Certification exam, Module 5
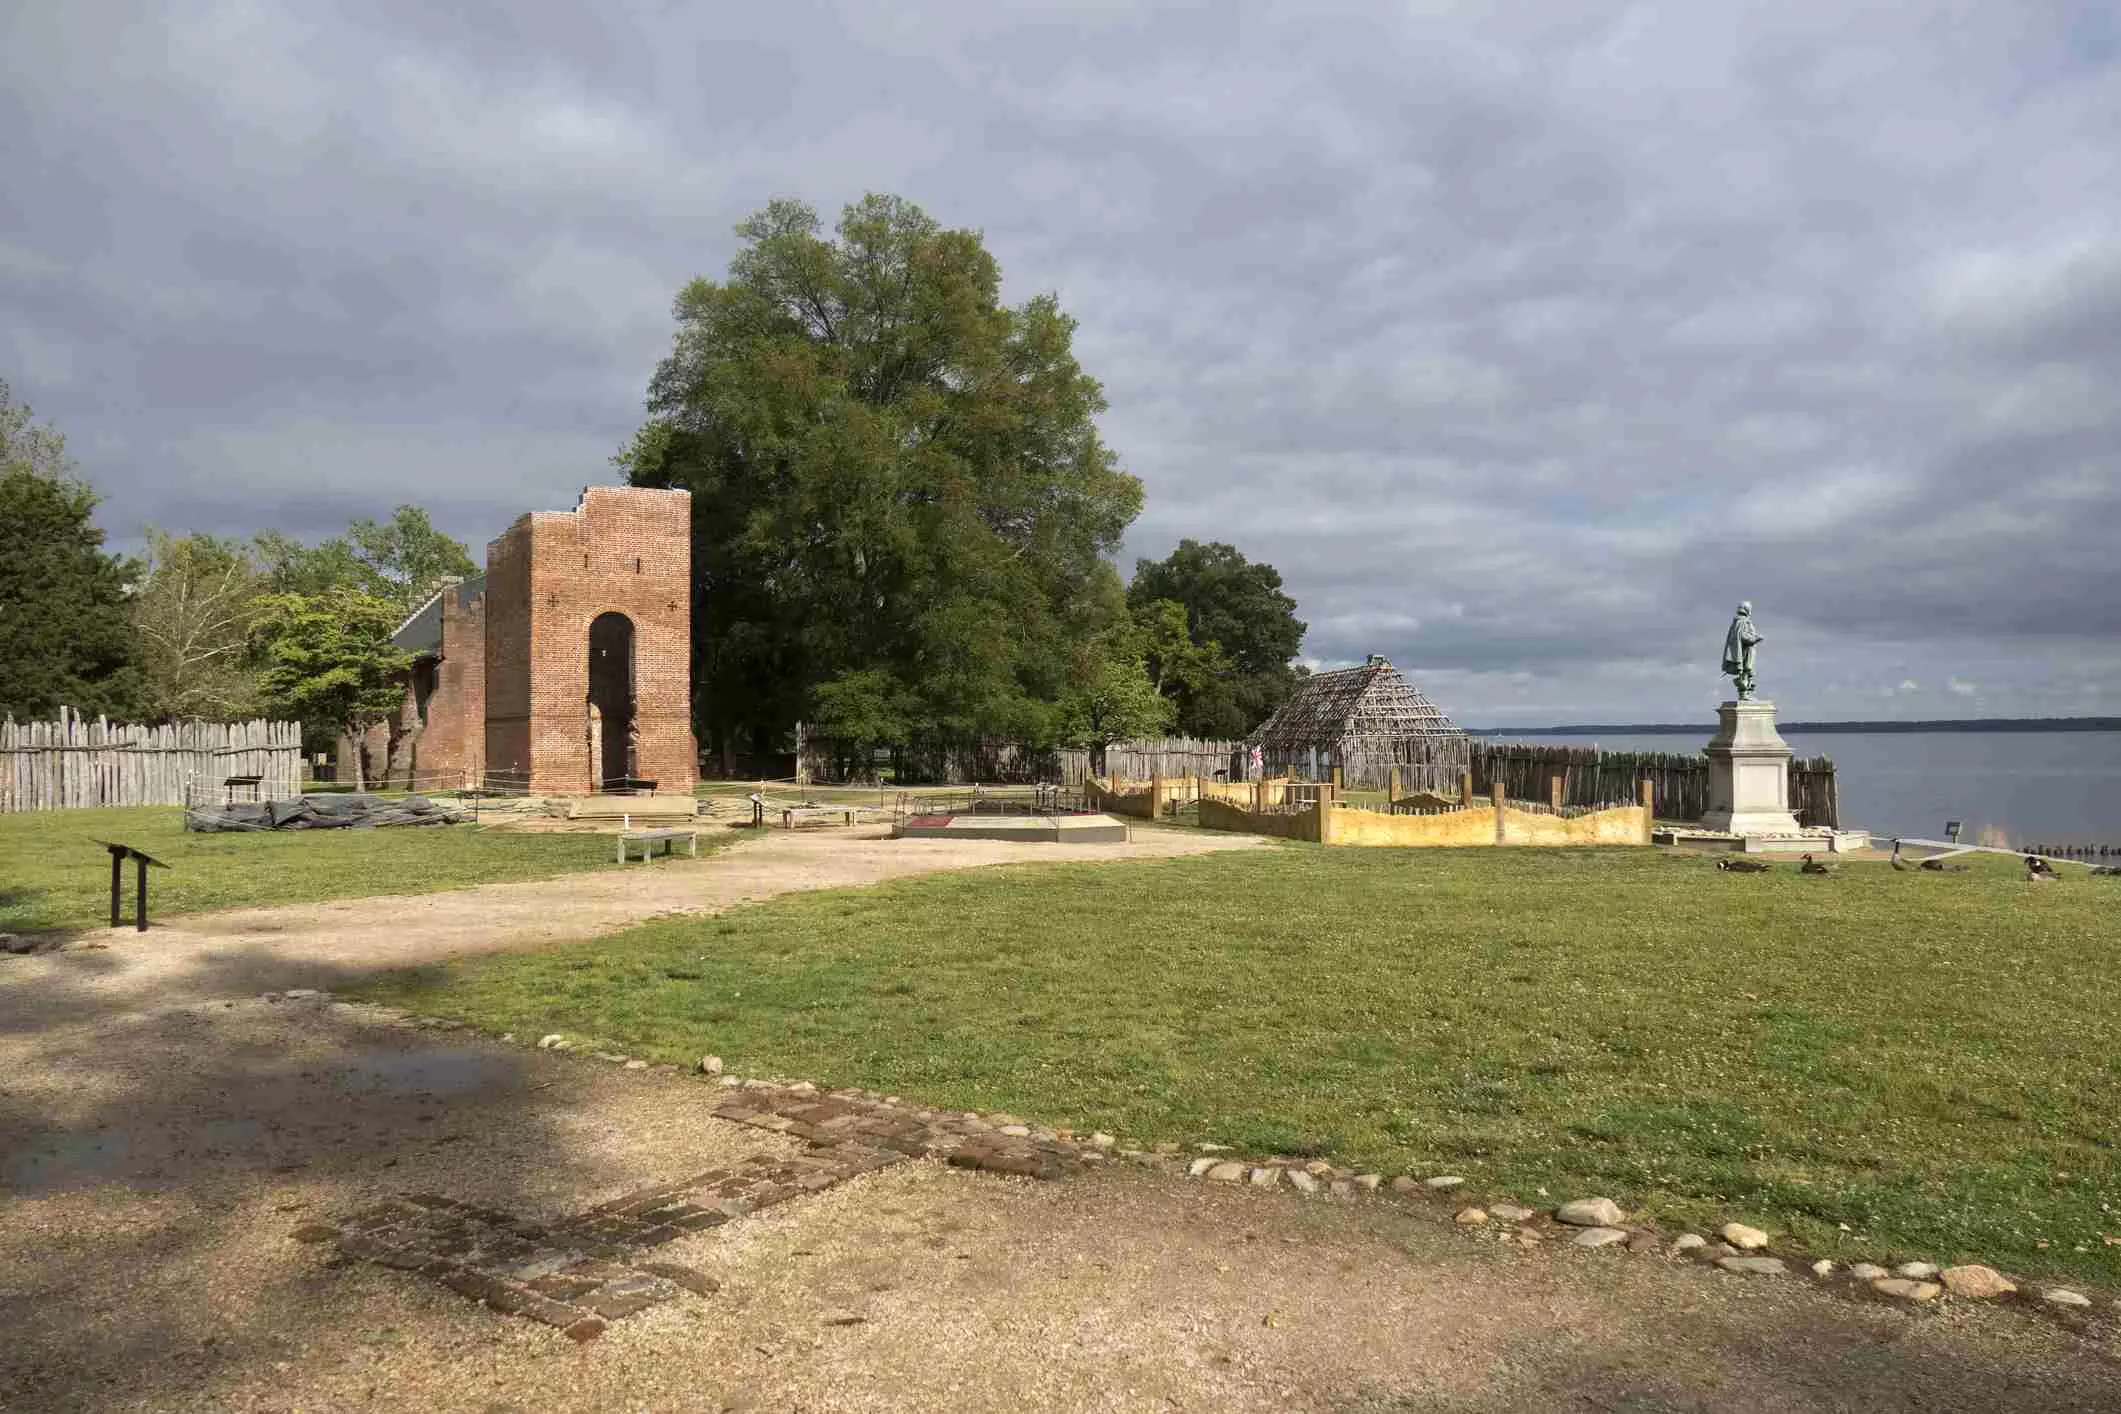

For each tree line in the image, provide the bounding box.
[1,378,476,786]
[1,193,1312,781]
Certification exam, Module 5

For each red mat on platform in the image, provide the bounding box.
[904,814,954,828]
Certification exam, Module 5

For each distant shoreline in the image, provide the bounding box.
[1470,717,2121,736]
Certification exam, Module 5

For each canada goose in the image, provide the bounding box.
[2027,856,2059,883]
[1716,857,1771,873]
[1800,853,1834,875]
[1920,856,1969,872]
[1890,840,1912,872]
[2091,865,2120,877]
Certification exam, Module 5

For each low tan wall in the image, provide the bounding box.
[1086,777,1155,819]
[1501,804,1648,846]
[1193,792,1650,849]
[1198,777,1289,808]
[1198,796,1321,842]
[1327,804,1496,847]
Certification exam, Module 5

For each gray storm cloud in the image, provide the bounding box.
[3,0,2116,724]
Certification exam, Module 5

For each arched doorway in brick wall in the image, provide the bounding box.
[587,612,636,790]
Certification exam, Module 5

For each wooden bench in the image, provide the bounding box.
[617,828,698,864]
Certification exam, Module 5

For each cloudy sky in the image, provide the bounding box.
[5,1,2118,726]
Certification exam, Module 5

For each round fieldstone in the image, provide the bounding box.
[1716,1256,1787,1276]
[1873,1277,1942,1302]
[1188,1157,1218,1178]
[1454,1207,1489,1225]
[1572,1227,1629,1249]
[697,1055,723,1075]
[2041,1288,2092,1308]
[1941,1264,2015,1299]
[1811,1259,1835,1278]
[998,1124,1032,1138]
[1894,1261,1939,1280]
[537,1034,567,1049]
[1287,1170,1320,1194]
[1672,1234,1708,1253]
[1089,1132,1115,1148]
[1206,1162,1247,1183]
[1424,1175,1466,1190]
[1555,1197,1627,1228]
[1849,1262,1888,1280]
[1490,1204,1536,1223]
[1719,1223,1770,1251]
[1248,1167,1282,1188]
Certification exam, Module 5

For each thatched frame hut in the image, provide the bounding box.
[1250,655,1468,792]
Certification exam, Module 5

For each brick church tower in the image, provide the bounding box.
[347,485,696,796]
[482,486,696,795]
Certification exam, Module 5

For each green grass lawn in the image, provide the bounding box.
[355,844,2121,1284]
[0,807,669,935]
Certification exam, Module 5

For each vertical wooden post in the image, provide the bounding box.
[1639,777,1656,845]
[1387,766,1401,802]
[134,854,149,932]
[1493,780,1507,845]
[1151,774,1165,819]
[1331,764,1343,790]
[108,848,122,929]
[1252,779,1265,814]
[1461,770,1474,808]
[1550,773,1564,810]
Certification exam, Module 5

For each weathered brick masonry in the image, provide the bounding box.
[482,486,694,795]
[343,486,694,795]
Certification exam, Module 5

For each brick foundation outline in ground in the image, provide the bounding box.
[297,1080,1095,1338]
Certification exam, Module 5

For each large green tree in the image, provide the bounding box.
[620,195,1143,770]
[0,381,140,720]
[1129,540,1307,738]
[252,590,410,790]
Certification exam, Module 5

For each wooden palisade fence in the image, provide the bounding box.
[1055,738,1247,786]
[1470,743,1838,829]
[0,707,303,812]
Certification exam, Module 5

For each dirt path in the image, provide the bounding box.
[4,1002,2117,1413]
[0,824,1260,1024]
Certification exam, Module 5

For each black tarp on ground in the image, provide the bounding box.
[185,794,466,832]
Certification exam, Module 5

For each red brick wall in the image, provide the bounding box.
[413,583,485,789]
[485,487,695,795]
[482,515,536,787]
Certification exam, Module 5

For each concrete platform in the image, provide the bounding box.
[1655,825,1871,855]
[564,793,699,822]
[894,812,1131,844]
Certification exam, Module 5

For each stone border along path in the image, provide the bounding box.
[338,993,2117,1342]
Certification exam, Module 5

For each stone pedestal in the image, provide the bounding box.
[1699,700,1802,836]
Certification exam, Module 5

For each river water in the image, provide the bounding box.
[1483,730,2121,847]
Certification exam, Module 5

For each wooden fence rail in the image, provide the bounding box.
[0,707,303,812]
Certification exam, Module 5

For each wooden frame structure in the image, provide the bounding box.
[1250,655,1468,792]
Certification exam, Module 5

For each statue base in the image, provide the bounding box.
[1698,699,1802,836]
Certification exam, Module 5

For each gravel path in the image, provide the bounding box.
[5,825,2120,1410]
[0,822,1260,1024]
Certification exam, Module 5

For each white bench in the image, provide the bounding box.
[617,827,698,863]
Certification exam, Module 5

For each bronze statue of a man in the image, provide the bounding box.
[1722,602,1763,700]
